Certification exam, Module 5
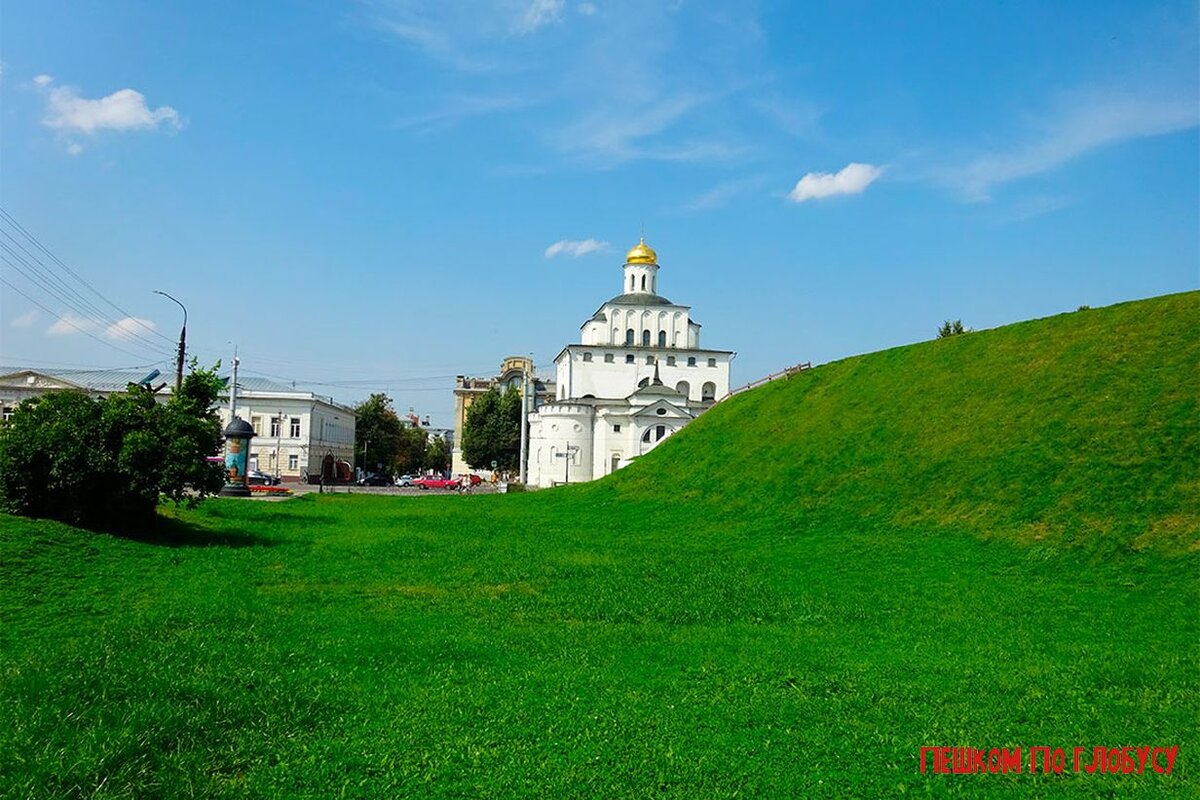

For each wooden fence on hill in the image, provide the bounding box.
[718,361,812,403]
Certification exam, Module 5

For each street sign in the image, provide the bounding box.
[491,460,498,468]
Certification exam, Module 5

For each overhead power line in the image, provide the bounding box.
[0,275,175,362]
[0,207,175,348]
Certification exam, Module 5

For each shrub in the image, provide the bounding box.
[937,319,967,338]
[0,365,225,528]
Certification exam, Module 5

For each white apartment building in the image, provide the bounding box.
[218,376,356,482]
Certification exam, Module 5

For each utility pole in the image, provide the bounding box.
[153,290,187,392]
[229,347,240,418]
[274,407,283,481]
[519,358,530,484]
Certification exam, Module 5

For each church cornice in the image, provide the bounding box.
[559,343,735,356]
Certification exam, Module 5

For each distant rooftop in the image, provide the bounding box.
[0,366,352,411]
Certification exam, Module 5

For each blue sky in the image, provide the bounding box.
[1,0,1197,426]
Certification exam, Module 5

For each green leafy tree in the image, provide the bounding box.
[394,423,428,475]
[353,393,405,476]
[0,363,225,528]
[461,386,522,471]
[424,435,451,474]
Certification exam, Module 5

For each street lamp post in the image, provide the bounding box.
[153,290,187,393]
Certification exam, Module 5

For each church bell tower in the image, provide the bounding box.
[623,237,659,295]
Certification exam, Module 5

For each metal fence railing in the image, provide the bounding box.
[719,361,812,402]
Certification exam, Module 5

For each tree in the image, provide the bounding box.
[424,435,450,474]
[394,424,428,475]
[937,319,967,338]
[0,363,225,528]
[353,393,406,476]
[461,386,521,471]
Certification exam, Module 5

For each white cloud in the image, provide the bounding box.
[40,79,181,135]
[788,162,883,203]
[46,311,96,336]
[554,92,727,165]
[685,176,768,211]
[395,95,532,132]
[948,94,1199,201]
[9,310,38,329]
[66,142,83,156]
[370,2,761,168]
[545,238,607,258]
[105,317,156,342]
[750,95,823,137]
[517,0,566,33]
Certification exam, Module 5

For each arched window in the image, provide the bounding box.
[638,377,649,388]
[702,381,716,401]
[652,276,656,293]
[641,275,646,290]
[630,275,635,291]
[641,330,650,346]
[657,330,666,347]
[625,328,635,345]
[642,429,653,443]
[582,352,593,362]
[687,357,696,367]
[656,425,666,441]
[676,380,689,398]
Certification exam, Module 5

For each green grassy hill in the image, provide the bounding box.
[603,290,1198,555]
[1,292,1196,797]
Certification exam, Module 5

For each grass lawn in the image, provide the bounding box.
[2,292,1196,797]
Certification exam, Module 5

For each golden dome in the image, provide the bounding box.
[625,237,657,265]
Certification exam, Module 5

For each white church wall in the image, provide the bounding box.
[528,404,595,487]
[556,347,732,404]
[592,408,638,477]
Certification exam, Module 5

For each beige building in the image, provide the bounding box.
[451,356,555,473]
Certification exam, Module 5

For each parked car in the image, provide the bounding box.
[247,470,279,486]
[357,473,392,487]
[460,474,483,486]
[396,474,414,487]
[413,477,460,490]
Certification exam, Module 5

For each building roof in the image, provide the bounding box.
[0,366,357,415]
[0,366,172,394]
[221,374,356,414]
[625,237,658,265]
[604,292,675,307]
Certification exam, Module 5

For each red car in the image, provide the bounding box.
[413,477,460,490]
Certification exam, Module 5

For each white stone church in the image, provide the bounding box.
[527,239,733,487]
